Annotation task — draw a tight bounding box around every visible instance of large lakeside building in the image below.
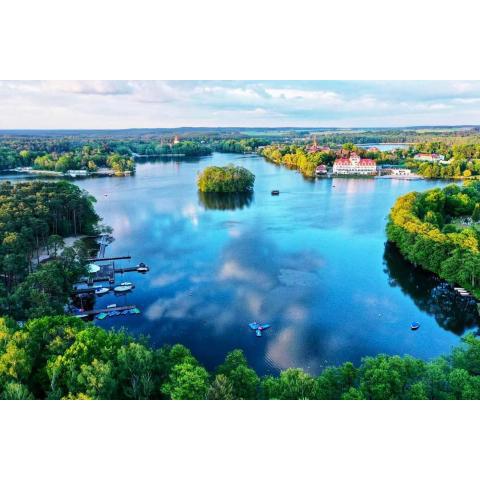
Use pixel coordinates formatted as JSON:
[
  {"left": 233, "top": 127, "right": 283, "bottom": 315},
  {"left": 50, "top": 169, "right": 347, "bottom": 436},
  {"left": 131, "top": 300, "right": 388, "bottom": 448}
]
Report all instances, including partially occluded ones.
[
  {"left": 414, "top": 153, "right": 445, "bottom": 162},
  {"left": 333, "top": 153, "right": 377, "bottom": 175}
]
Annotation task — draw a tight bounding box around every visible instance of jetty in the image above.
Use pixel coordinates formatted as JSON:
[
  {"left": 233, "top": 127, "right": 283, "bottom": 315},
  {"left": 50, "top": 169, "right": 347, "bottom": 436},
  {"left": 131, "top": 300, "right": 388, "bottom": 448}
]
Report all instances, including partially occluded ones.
[
  {"left": 86, "top": 255, "right": 132, "bottom": 262},
  {"left": 74, "top": 304, "right": 137, "bottom": 317}
]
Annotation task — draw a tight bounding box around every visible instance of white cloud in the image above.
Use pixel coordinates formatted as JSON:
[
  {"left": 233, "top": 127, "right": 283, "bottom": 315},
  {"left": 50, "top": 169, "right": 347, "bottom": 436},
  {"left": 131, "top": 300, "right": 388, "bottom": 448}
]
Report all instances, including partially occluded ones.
[{"left": 1, "top": 80, "right": 480, "bottom": 128}]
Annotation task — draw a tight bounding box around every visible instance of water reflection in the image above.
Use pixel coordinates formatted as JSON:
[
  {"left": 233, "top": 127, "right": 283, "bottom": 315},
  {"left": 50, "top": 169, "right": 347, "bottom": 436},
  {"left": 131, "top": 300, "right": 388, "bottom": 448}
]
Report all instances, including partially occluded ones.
[
  {"left": 198, "top": 191, "right": 254, "bottom": 210},
  {"left": 383, "top": 242, "right": 479, "bottom": 335}
]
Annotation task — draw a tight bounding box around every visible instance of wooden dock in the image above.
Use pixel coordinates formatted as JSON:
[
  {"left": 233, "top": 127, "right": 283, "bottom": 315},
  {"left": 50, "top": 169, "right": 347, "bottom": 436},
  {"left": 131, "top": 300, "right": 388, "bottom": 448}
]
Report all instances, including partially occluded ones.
[
  {"left": 87, "top": 255, "right": 132, "bottom": 262},
  {"left": 72, "top": 284, "right": 136, "bottom": 295},
  {"left": 75, "top": 305, "right": 137, "bottom": 317},
  {"left": 114, "top": 265, "right": 147, "bottom": 274}
]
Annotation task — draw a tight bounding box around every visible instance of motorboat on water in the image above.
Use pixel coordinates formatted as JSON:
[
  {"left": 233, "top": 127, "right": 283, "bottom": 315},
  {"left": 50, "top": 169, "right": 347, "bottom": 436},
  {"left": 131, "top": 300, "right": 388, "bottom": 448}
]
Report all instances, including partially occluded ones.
[
  {"left": 120, "top": 282, "right": 133, "bottom": 287},
  {"left": 107, "top": 303, "right": 117, "bottom": 309},
  {"left": 95, "top": 287, "right": 110, "bottom": 295},
  {"left": 271, "top": 190, "right": 280, "bottom": 196},
  {"left": 137, "top": 262, "right": 149, "bottom": 273},
  {"left": 114, "top": 284, "right": 133, "bottom": 293},
  {"left": 410, "top": 321, "right": 420, "bottom": 331}
]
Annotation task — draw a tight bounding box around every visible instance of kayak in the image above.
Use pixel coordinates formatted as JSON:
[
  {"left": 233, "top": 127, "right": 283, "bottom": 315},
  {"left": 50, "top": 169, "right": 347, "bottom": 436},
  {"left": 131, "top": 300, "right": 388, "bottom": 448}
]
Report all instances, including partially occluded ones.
[
  {"left": 249, "top": 322, "right": 260, "bottom": 330},
  {"left": 256, "top": 329, "right": 262, "bottom": 337}
]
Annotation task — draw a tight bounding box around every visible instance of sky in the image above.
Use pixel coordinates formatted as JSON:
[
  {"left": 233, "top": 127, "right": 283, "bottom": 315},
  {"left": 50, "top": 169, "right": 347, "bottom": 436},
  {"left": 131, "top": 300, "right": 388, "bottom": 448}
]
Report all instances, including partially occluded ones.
[{"left": 2, "top": 80, "right": 480, "bottom": 129}]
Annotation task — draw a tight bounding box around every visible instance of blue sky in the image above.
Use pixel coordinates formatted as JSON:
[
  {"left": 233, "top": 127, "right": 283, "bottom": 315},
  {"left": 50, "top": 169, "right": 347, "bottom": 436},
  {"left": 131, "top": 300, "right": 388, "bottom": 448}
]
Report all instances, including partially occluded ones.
[{"left": 1, "top": 80, "right": 480, "bottom": 129}]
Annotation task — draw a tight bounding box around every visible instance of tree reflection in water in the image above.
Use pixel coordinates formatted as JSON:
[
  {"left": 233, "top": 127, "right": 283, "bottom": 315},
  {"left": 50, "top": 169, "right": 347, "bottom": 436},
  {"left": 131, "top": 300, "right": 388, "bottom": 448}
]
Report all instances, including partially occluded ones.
[
  {"left": 383, "top": 242, "right": 480, "bottom": 335},
  {"left": 198, "top": 191, "right": 254, "bottom": 211}
]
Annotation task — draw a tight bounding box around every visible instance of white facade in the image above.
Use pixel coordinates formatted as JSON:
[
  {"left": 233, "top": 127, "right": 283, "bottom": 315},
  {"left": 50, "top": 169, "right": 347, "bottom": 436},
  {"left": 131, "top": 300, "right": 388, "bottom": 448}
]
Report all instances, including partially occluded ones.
[
  {"left": 414, "top": 153, "right": 445, "bottom": 162},
  {"left": 333, "top": 154, "right": 377, "bottom": 175}
]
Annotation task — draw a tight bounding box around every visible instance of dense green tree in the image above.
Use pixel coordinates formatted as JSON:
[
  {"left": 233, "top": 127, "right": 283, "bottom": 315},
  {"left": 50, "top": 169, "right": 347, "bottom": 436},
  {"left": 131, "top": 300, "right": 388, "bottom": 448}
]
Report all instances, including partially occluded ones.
[{"left": 197, "top": 165, "right": 255, "bottom": 193}]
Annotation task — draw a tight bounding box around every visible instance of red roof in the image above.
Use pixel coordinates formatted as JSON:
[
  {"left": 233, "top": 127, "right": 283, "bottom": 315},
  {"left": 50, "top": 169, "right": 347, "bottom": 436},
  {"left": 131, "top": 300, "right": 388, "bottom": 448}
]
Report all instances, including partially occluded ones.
[{"left": 334, "top": 158, "right": 376, "bottom": 166}]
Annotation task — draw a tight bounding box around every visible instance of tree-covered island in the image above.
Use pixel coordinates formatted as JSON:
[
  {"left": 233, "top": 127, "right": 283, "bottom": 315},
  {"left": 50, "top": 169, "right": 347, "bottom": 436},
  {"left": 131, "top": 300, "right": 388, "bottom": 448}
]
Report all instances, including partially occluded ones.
[{"left": 197, "top": 164, "right": 255, "bottom": 193}]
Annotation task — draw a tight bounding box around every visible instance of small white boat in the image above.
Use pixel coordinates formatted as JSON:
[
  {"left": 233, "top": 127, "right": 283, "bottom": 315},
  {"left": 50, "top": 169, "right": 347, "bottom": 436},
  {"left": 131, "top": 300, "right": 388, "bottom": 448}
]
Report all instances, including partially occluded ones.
[
  {"left": 120, "top": 282, "right": 133, "bottom": 287},
  {"left": 107, "top": 303, "right": 117, "bottom": 309},
  {"left": 114, "top": 284, "right": 133, "bottom": 293},
  {"left": 95, "top": 287, "right": 110, "bottom": 295}
]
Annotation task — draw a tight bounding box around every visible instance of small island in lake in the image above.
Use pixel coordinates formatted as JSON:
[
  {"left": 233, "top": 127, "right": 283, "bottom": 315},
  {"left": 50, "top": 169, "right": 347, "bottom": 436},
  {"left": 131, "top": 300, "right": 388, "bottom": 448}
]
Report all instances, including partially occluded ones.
[{"left": 197, "top": 164, "right": 255, "bottom": 193}]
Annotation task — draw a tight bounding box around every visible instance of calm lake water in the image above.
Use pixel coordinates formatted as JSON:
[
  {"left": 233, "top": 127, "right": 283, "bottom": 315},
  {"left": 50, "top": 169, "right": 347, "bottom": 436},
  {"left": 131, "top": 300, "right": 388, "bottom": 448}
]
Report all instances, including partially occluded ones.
[
  {"left": 3, "top": 152, "right": 478, "bottom": 374},
  {"left": 356, "top": 143, "right": 410, "bottom": 151}
]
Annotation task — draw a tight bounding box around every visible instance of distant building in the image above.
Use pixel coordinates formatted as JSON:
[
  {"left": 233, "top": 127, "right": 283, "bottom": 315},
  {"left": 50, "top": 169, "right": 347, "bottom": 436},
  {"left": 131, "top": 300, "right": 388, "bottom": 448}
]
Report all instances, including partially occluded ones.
[
  {"left": 414, "top": 153, "right": 445, "bottom": 162},
  {"left": 381, "top": 167, "right": 412, "bottom": 176},
  {"left": 333, "top": 154, "right": 377, "bottom": 175},
  {"left": 173, "top": 135, "right": 180, "bottom": 145},
  {"left": 307, "top": 135, "right": 320, "bottom": 153},
  {"left": 315, "top": 164, "right": 328, "bottom": 175},
  {"left": 66, "top": 170, "right": 88, "bottom": 177}
]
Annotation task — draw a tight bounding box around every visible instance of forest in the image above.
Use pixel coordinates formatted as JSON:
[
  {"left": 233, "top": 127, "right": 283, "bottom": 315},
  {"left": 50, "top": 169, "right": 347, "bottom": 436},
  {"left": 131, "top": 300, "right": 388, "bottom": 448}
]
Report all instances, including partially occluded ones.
[
  {"left": 0, "top": 136, "right": 212, "bottom": 173},
  {"left": 0, "top": 181, "right": 99, "bottom": 320},
  {"left": 2, "top": 314, "right": 480, "bottom": 399},
  {"left": 387, "top": 181, "right": 480, "bottom": 298},
  {"left": 197, "top": 165, "right": 255, "bottom": 193}
]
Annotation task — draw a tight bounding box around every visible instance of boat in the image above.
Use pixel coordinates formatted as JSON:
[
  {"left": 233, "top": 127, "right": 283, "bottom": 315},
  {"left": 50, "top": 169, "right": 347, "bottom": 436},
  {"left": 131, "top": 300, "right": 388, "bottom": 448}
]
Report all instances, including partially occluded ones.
[
  {"left": 106, "top": 303, "right": 117, "bottom": 309},
  {"left": 130, "top": 307, "right": 141, "bottom": 314},
  {"left": 137, "top": 262, "right": 149, "bottom": 273},
  {"left": 271, "top": 190, "right": 280, "bottom": 196},
  {"left": 249, "top": 322, "right": 260, "bottom": 330},
  {"left": 114, "top": 284, "right": 133, "bottom": 293},
  {"left": 258, "top": 324, "right": 271, "bottom": 331},
  {"left": 256, "top": 329, "right": 262, "bottom": 337},
  {"left": 96, "top": 312, "right": 108, "bottom": 320},
  {"left": 410, "top": 321, "right": 420, "bottom": 331},
  {"left": 104, "top": 193, "right": 108, "bottom": 197},
  {"left": 95, "top": 287, "right": 109, "bottom": 295},
  {"left": 120, "top": 281, "right": 133, "bottom": 287}
]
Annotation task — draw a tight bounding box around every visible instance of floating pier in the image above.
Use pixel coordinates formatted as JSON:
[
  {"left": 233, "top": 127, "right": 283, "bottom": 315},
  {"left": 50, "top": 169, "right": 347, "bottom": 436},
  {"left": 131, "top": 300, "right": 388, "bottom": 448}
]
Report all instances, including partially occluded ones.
[
  {"left": 86, "top": 255, "right": 132, "bottom": 262},
  {"left": 74, "top": 304, "right": 137, "bottom": 317}
]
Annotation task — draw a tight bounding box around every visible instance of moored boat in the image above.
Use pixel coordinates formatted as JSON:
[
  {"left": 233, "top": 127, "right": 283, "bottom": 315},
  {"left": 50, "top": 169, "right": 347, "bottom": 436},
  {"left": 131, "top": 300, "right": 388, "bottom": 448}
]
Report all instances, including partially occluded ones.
[
  {"left": 95, "top": 287, "right": 110, "bottom": 295},
  {"left": 114, "top": 284, "right": 133, "bottom": 293},
  {"left": 137, "top": 262, "right": 149, "bottom": 272}
]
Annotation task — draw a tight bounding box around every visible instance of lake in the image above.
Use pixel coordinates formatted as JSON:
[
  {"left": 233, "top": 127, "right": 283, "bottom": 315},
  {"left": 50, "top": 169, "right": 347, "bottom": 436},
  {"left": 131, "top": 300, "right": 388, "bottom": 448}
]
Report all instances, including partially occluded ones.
[
  {"left": 5, "top": 152, "right": 478, "bottom": 375},
  {"left": 356, "top": 143, "right": 410, "bottom": 151}
]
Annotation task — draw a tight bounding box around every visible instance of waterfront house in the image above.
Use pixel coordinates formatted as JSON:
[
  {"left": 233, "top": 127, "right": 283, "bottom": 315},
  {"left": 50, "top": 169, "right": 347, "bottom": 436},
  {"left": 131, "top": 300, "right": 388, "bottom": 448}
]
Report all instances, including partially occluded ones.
[
  {"left": 315, "top": 164, "right": 328, "bottom": 175},
  {"left": 66, "top": 169, "right": 88, "bottom": 177},
  {"left": 380, "top": 167, "right": 412, "bottom": 176},
  {"left": 414, "top": 153, "right": 445, "bottom": 162},
  {"left": 333, "top": 154, "right": 377, "bottom": 175}
]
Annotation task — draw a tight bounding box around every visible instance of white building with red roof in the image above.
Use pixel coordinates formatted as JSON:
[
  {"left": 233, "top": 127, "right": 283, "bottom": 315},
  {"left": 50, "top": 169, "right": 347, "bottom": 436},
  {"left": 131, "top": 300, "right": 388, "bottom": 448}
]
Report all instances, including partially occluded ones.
[
  {"left": 333, "top": 153, "right": 377, "bottom": 175},
  {"left": 414, "top": 153, "right": 445, "bottom": 162}
]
